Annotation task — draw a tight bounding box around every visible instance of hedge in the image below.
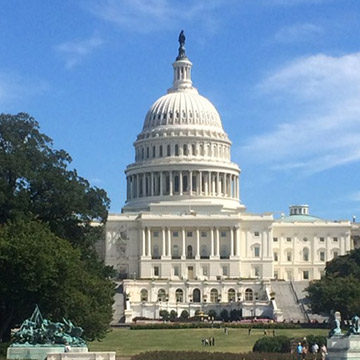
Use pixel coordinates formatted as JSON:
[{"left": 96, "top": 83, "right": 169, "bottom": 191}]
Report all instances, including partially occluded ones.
[
  {"left": 131, "top": 351, "right": 299, "bottom": 360},
  {"left": 253, "top": 336, "right": 291, "bottom": 353}
]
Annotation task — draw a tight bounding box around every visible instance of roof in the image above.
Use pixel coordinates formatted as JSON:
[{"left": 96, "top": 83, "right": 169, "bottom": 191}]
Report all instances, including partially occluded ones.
[{"left": 278, "top": 214, "right": 324, "bottom": 223}]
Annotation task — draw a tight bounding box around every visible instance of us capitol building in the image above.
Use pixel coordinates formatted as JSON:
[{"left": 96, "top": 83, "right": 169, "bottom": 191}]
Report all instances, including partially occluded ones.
[{"left": 98, "top": 32, "right": 359, "bottom": 323}]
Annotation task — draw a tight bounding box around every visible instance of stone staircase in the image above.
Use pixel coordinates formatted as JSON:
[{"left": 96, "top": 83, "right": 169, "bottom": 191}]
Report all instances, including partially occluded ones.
[
  {"left": 271, "top": 281, "right": 308, "bottom": 322},
  {"left": 111, "top": 282, "right": 125, "bottom": 325}
]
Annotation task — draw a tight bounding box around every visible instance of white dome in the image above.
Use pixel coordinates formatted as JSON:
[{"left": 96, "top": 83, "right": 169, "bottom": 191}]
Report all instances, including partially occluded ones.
[{"left": 142, "top": 89, "right": 224, "bottom": 131}]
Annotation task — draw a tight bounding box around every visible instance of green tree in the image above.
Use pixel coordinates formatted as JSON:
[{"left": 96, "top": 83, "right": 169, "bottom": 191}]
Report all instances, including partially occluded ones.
[
  {"left": 307, "top": 249, "right": 360, "bottom": 319},
  {"left": 159, "top": 310, "right": 169, "bottom": 321},
  {"left": 179, "top": 310, "right": 189, "bottom": 320},
  {"left": 0, "top": 219, "right": 114, "bottom": 342},
  {"left": 220, "top": 309, "right": 229, "bottom": 322},
  {"left": 169, "top": 310, "right": 178, "bottom": 322},
  {"left": 0, "top": 113, "right": 113, "bottom": 342}
]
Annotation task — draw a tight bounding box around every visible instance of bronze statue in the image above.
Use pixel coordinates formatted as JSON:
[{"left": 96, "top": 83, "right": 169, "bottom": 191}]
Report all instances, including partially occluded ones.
[{"left": 176, "top": 30, "right": 187, "bottom": 61}]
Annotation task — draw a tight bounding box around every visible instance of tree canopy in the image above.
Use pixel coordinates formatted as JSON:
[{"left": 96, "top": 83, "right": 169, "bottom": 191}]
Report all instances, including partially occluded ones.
[
  {"left": 0, "top": 113, "right": 114, "bottom": 342},
  {"left": 307, "top": 249, "right": 360, "bottom": 319}
]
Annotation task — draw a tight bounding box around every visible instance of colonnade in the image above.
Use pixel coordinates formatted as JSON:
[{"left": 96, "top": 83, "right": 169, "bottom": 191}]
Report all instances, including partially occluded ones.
[
  {"left": 126, "top": 170, "right": 239, "bottom": 201},
  {"left": 140, "top": 226, "right": 241, "bottom": 259}
]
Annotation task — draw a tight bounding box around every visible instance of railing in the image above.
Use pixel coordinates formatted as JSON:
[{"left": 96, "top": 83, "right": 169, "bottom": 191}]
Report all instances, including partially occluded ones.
[{"left": 290, "top": 280, "right": 310, "bottom": 322}]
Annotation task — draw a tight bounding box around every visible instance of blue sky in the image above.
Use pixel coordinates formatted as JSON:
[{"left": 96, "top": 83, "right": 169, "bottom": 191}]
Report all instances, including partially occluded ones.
[{"left": 2, "top": 0, "right": 360, "bottom": 220}]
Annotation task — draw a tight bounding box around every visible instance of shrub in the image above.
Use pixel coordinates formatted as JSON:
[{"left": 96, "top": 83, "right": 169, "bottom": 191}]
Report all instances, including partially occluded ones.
[
  {"left": 207, "top": 309, "right": 217, "bottom": 319},
  {"left": 229, "top": 309, "right": 242, "bottom": 321},
  {"left": 169, "top": 310, "right": 178, "bottom": 321},
  {"left": 131, "top": 351, "right": 298, "bottom": 360},
  {"left": 253, "top": 336, "right": 291, "bottom": 353},
  {"left": 305, "top": 334, "right": 327, "bottom": 348},
  {"left": 180, "top": 310, "right": 189, "bottom": 320},
  {"left": 159, "top": 310, "right": 169, "bottom": 321},
  {"left": 220, "top": 309, "right": 229, "bottom": 322}
]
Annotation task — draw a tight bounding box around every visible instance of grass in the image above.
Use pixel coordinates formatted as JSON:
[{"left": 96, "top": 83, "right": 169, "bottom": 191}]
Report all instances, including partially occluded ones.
[{"left": 89, "top": 327, "right": 328, "bottom": 356}]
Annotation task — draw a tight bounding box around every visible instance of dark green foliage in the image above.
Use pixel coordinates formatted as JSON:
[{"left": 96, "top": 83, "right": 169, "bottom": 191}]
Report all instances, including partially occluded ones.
[
  {"left": 0, "top": 220, "right": 114, "bottom": 341},
  {"left": 131, "top": 351, "right": 298, "bottom": 360},
  {"left": 229, "top": 309, "right": 242, "bottom": 321},
  {"left": 307, "top": 249, "right": 360, "bottom": 319},
  {"left": 0, "top": 113, "right": 113, "bottom": 342},
  {"left": 169, "top": 310, "right": 178, "bottom": 321},
  {"left": 180, "top": 310, "right": 189, "bottom": 320},
  {"left": 253, "top": 336, "right": 291, "bottom": 353},
  {"left": 220, "top": 309, "right": 229, "bottom": 321},
  {"left": 207, "top": 310, "right": 217, "bottom": 319},
  {"left": 305, "top": 334, "right": 327, "bottom": 348},
  {"left": 159, "top": 310, "right": 170, "bottom": 321}
]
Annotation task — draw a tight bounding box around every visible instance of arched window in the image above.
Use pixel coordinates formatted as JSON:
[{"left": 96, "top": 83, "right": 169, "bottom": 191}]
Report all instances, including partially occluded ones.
[
  {"left": 141, "top": 289, "right": 148, "bottom": 302},
  {"left": 193, "top": 288, "right": 201, "bottom": 303},
  {"left": 153, "top": 245, "right": 159, "bottom": 258},
  {"left": 173, "top": 245, "right": 179, "bottom": 258},
  {"left": 158, "top": 289, "right": 166, "bottom": 302},
  {"left": 146, "top": 147, "right": 150, "bottom": 158},
  {"left": 220, "top": 244, "right": 229, "bottom": 259},
  {"left": 228, "top": 288, "right": 236, "bottom": 302},
  {"left": 192, "top": 144, "right": 195, "bottom": 156},
  {"left": 245, "top": 288, "right": 253, "bottom": 301},
  {"left": 159, "top": 145, "right": 163, "bottom": 157},
  {"left": 141, "top": 148, "right": 144, "bottom": 160},
  {"left": 187, "top": 245, "right": 193, "bottom": 257},
  {"left": 303, "top": 247, "right": 309, "bottom": 262},
  {"left": 167, "top": 144, "right": 171, "bottom": 156},
  {"left": 201, "top": 244, "right": 208, "bottom": 258},
  {"left": 210, "top": 288, "right": 218, "bottom": 303},
  {"left": 175, "top": 289, "right": 183, "bottom": 302},
  {"left": 175, "top": 144, "right": 179, "bottom": 156},
  {"left": 183, "top": 144, "right": 188, "bottom": 156}
]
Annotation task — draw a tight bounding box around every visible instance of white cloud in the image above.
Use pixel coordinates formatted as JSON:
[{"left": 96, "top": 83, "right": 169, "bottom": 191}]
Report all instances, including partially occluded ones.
[
  {"left": 241, "top": 52, "right": 360, "bottom": 174},
  {"left": 55, "top": 35, "right": 104, "bottom": 69},
  {"left": 85, "top": 0, "right": 226, "bottom": 33},
  {"left": 0, "top": 71, "right": 48, "bottom": 106},
  {"left": 274, "top": 23, "right": 323, "bottom": 43}
]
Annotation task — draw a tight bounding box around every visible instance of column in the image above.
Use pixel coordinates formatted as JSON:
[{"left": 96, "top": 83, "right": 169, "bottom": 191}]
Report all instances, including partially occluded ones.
[
  {"left": 216, "top": 228, "right": 220, "bottom": 257},
  {"left": 151, "top": 172, "right": 154, "bottom": 196},
  {"left": 142, "top": 173, "right": 146, "bottom": 197},
  {"left": 147, "top": 227, "right": 151, "bottom": 257},
  {"left": 179, "top": 171, "right": 183, "bottom": 195},
  {"left": 169, "top": 171, "right": 173, "bottom": 196},
  {"left": 160, "top": 171, "right": 163, "bottom": 196},
  {"left": 262, "top": 231, "right": 267, "bottom": 260},
  {"left": 136, "top": 174, "right": 140, "bottom": 198},
  {"left": 162, "top": 228, "right": 166, "bottom": 257},
  {"left": 141, "top": 228, "right": 146, "bottom": 257},
  {"left": 167, "top": 227, "right": 171, "bottom": 257},
  {"left": 199, "top": 171, "right": 202, "bottom": 194},
  {"left": 235, "top": 226, "right": 240, "bottom": 256},
  {"left": 182, "top": 228, "right": 186, "bottom": 259},
  {"left": 216, "top": 172, "right": 220, "bottom": 196},
  {"left": 189, "top": 170, "right": 193, "bottom": 194},
  {"left": 210, "top": 228, "right": 214, "bottom": 256},
  {"left": 196, "top": 229, "right": 200, "bottom": 259},
  {"left": 236, "top": 177, "right": 239, "bottom": 200},
  {"left": 230, "top": 227, "right": 234, "bottom": 257}
]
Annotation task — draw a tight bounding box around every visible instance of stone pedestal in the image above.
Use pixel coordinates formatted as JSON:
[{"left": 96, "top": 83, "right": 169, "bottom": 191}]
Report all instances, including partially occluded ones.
[
  {"left": 47, "top": 352, "right": 115, "bottom": 360},
  {"left": 7, "top": 346, "right": 88, "bottom": 360},
  {"left": 328, "top": 335, "right": 360, "bottom": 360}
]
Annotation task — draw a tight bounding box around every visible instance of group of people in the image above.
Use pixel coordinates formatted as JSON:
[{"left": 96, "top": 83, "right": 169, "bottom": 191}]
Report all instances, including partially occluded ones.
[
  {"left": 201, "top": 337, "right": 215, "bottom": 346},
  {"left": 297, "top": 342, "right": 327, "bottom": 360}
]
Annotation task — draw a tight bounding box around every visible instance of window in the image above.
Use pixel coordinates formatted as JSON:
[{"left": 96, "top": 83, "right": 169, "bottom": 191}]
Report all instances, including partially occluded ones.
[
  {"left": 173, "top": 231, "right": 179, "bottom": 237},
  {"left": 320, "top": 237, "right": 325, "bottom": 242},
  {"left": 152, "top": 146, "right": 156, "bottom": 158},
  {"left": 303, "top": 237, "right": 308, "bottom": 242},
  {"left": 303, "top": 248, "right": 309, "bottom": 262},
  {"left": 273, "top": 237, "right": 278, "bottom": 242},
  {"left": 141, "top": 148, "right": 144, "bottom": 159},
  {"left": 202, "top": 266, "right": 208, "bottom": 276},
  {"left": 187, "top": 245, "right": 193, "bottom": 257},
  {"left": 159, "top": 145, "right": 163, "bottom": 157},
  {"left": 333, "top": 237, "right": 338, "bottom": 242},
  {"left": 274, "top": 271, "right": 278, "bottom": 280},
  {"left": 141, "top": 289, "right": 148, "bottom": 302},
  {"left": 153, "top": 245, "right": 159, "bottom": 258},
  {"left": 201, "top": 245, "right": 208, "bottom": 258},
  {"left": 287, "top": 237, "right": 291, "bottom": 242},
  {"left": 173, "top": 245, "right": 179, "bottom": 257},
  {"left": 201, "top": 231, "right": 207, "bottom": 237},
  {"left": 174, "top": 266, "right": 180, "bottom": 276},
  {"left": 228, "top": 289, "right": 236, "bottom": 302},
  {"left": 254, "top": 246, "right": 260, "bottom": 257},
  {"left": 333, "top": 251, "right": 339, "bottom": 259},
  {"left": 167, "top": 144, "right": 171, "bottom": 156},
  {"left": 287, "top": 251, "right": 292, "bottom": 262},
  {"left": 175, "top": 144, "right": 179, "bottom": 156},
  {"left": 146, "top": 147, "right": 149, "bottom": 158},
  {"left": 187, "top": 231, "right": 193, "bottom": 237},
  {"left": 154, "top": 266, "right": 159, "bottom": 277},
  {"left": 303, "top": 271, "right": 309, "bottom": 280},
  {"left": 245, "top": 288, "right": 253, "bottom": 301},
  {"left": 222, "top": 266, "right": 228, "bottom": 276},
  {"left": 254, "top": 231, "right": 259, "bottom": 237},
  {"left": 274, "top": 252, "right": 278, "bottom": 262},
  {"left": 175, "top": 289, "right": 183, "bottom": 302},
  {"left": 320, "top": 251, "right": 325, "bottom": 262},
  {"left": 153, "top": 231, "right": 159, "bottom": 237},
  {"left": 158, "top": 289, "right": 166, "bottom": 302},
  {"left": 221, "top": 231, "right": 227, "bottom": 237},
  {"left": 254, "top": 266, "right": 260, "bottom": 277},
  {"left": 210, "top": 289, "right": 218, "bottom": 303}
]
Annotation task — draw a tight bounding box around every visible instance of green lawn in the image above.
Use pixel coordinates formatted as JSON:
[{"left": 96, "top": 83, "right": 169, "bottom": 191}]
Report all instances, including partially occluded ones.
[{"left": 89, "top": 327, "right": 328, "bottom": 356}]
